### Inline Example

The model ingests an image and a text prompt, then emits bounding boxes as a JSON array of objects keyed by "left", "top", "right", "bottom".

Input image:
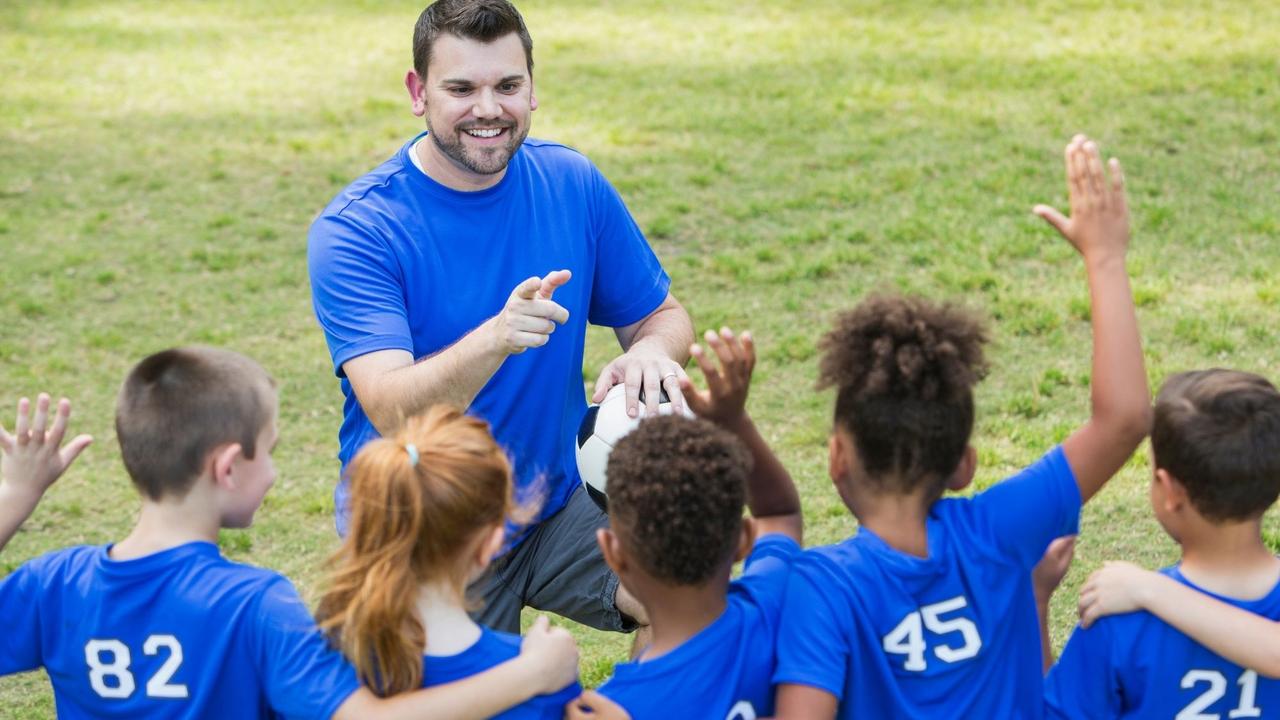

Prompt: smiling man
[{"left": 307, "top": 0, "right": 692, "bottom": 638}]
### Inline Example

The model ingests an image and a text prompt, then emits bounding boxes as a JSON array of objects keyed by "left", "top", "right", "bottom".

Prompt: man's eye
[
  {"left": 499, "top": 83, "right": 518, "bottom": 93},
  {"left": 448, "top": 87, "right": 471, "bottom": 96}
]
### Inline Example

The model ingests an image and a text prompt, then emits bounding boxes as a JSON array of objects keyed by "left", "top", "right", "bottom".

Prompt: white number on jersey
[
  {"left": 725, "top": 700, "right": 757, "bottom": 720},
  {"left": 84, "top": 635, "right": 189, "bottom": 700},
  {"left": 882, "top": 595, "right": 983, "bottom": 672},
  {"left": 1176, "top": 669, "right": 1262, "bottom": 720}
]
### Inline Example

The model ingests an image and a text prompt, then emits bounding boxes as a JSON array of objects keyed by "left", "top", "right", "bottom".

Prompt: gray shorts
[{"left": 468, "top": 485, "right": 637, "bottom": 634}]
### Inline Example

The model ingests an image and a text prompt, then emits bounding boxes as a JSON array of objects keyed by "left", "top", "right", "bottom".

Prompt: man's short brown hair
[
  {"left": 116, "top": 347, "right": 277, "bottom": 500},
  {"left": 606, "top": 415, "right": 750, "bottom": 586},
  {"left": 1152, "top": 369, "right": 1280, "bottom": 522},
  {"left": 413, "top": 0, "right": 534, "bottom": 79}
]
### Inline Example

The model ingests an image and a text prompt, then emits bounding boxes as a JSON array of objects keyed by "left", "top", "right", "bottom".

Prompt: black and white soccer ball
[{"left": 575, "top": 383, "right": 690, "bottom": 512}]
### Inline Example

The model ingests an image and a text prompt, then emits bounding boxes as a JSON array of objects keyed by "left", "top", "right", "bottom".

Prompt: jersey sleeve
[
  {"left": 308, "top": 212, "right": 415, "bottom": 376},
  {"left": 0, "top": 561, "right": 43, "bottom": 675},
  {"left": 967, "top": 445, "right": 1082, "bottom": 569},
  {"left": 734, "top": 534, "right": 802, "bottom": 632},
  {"left": 772, "top": 553, "right": 852, "bottom": 700},
  {"left": 585, "top": 166, "right": 671, "bottom": 328},
  {"left": 249, "top": 576, "right": 361, "bottom": 719},
  {"left": 1044, "top": 621, "right": 1121, "bottom": 719}
]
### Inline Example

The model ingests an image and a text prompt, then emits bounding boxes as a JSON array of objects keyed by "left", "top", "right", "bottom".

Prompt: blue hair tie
[{"left": 404, "top": 442, "right": 420, "bottom": 467}]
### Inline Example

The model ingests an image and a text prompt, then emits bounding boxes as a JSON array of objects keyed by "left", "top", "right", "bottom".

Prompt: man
[{"left": 307, "top": 0, "right": 692, "bottom": 637}]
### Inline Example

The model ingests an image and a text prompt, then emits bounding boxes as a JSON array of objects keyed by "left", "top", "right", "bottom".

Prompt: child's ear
[
  {"left": 597, "top": 528, "right": 626, "bottom": 576},
  {"left": 828, "top": 432, "right": 848, "bottom": 483},
  {"left": 211, "top": 443, "right": 243, "bottom": 490},
  {"left": 734, "top": 517, "right": 758, "bottom": 563},
  {"left": 946, "top": 445, "right": 977, "bottom": 492},
  {"left": 474, "top": 524, "right": 506, "bottom": 572},
  {"left": 1155, "top": 468, "right": 1188, "bottom": 512}
]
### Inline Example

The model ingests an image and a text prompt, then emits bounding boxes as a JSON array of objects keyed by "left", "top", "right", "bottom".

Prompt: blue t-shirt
[
  {"left": 774, "top": 446, "right": 1080, "bottom": 720},
  {"left": 1045, "top": 565, "right": 1280, "bottom": 719},
  {"left": 0, "top": 542, "right": 360, "bottom": 719},
  {"left": 308, "top": 134, "right": 670, "bottom": 536},
  {"left": 598, "top": 534, "right": 801, "bottom": 720},
  {"left": 422, "top": 626, "right": 580, "bottom": 719}
]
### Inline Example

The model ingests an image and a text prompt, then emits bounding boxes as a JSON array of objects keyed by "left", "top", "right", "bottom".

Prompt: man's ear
[
  {"left": 946, "top": 445, "right": 977, "bottom": 492},
  {"left": 529, "top": 77, "right": 538, "bottom": 112},
  {"left": 734, "top": 517, "right": 758, "bottom": 563},
  {"left": 211, "top": 443, "right": 243, "bottom": 491},
  {"left": 597, "top": 527, "right": 625, "bottom": 576},
  {"left": 1155, "top": 468, "right": 1188, "bottom": 513},
  {"left": 405, "top": 70, "right": 427, "bottom": 117}
]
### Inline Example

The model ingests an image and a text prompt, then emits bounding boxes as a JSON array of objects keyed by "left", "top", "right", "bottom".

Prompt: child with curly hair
[{"left": 771, "top": 135, "right": 1152, "bottom": 719}]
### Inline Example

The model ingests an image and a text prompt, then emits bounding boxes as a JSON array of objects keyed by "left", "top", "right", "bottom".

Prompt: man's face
[{"left": 415, "top": 32, "right": 534, "bottom": 181}]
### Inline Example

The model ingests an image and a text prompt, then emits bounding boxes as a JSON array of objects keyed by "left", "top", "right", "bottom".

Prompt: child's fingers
[
  {"left": 1067, "top": 137, "right": 1087, "bottom": 209},
  {"left": 1085, "top": 142, "right": 1107, "bottom": 203},
  {"left": 59, "top": 434, "right": 93, "bottom": 470},
  {"left": 46, "top": 398, "right": 71, "bottom": 448},
  {"left": 706, "top": 328, "right": 739, "bottom": 371},
  {"left": 1033, "top": 205, "right": 1071, "bottom": 238},
  {"left": 1108, "top": 157, "right": 1126, "bottom": 203},
  {"left": 528, "top": 614, "right": 550, "bottom": 634},
  {"left": 31, "top": 394, "right": 50, "bottom": 445},
  {"left": 0, "top": 423, "right": 12, "bottom": 452},
  {"left": 14, "top": 397, "right": 30, "bottom": 446},
  {"left": 739, "top": 331, "right": 756, "bottom": 373},
  {"left": 692, "top": 341, "right": 725, "bottom": 396}
]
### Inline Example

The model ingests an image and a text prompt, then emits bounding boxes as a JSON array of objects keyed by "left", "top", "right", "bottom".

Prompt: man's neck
[
  {"left": 417, "top": 582, "right": 482, "bottom": 656},
  {"left": 414, "top": 136, "right": 506, "bottom": 192},
  {"left": 630, "top": 576, "right": 730, "bottom": 661},
  {"left": 1179, "top": 518, "right": 1280, "bottom": 601},
  {"left": 111, "top": 494, "right": 221, "bottom": 561}
]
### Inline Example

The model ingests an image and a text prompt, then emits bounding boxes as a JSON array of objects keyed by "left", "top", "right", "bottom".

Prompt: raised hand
[
  {"left": 490, "top": 269, "right": 572, "bottom": 355},
  {"left": 1034, "top": 135, "right": 1130, "bottom": 262},
  {"left": 1, "top": 394, "right": 93, "bottom": 503},
  {"left": 518, "top": 615, "right": 580, "bottom": 694},
  {"left": 678, "top": 327, "right": 756, "bottom": 428}
]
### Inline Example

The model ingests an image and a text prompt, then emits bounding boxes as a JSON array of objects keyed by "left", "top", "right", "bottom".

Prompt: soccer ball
[{"left": 575, "top": 383, "right": 689, "bottom": 512}]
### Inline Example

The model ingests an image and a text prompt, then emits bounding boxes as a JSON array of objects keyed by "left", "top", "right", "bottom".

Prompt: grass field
[{"left": 2, "top": 0, "right": 1279, "bottom": 714}]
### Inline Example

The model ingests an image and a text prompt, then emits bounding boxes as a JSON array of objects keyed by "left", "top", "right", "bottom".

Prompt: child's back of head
[
  {"left": 605, "top": 414, "right": 751, "bottom": 587},
  {"left": 116, "top": 346, "right": 276, "bottom": 501},
  {"left": 1152, "top": 369, "right": 1280, "bottom": 523}
]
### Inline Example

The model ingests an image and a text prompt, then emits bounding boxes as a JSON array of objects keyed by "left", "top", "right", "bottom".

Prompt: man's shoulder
[
  {"left": 518, "top": 137, "right": 599, "bottom": 177},
  {"left": 315, "top": 141, "right": 416, "bottom": 223}
]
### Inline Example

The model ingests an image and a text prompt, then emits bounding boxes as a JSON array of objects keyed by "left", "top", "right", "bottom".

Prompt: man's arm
[
  {"left": 591, "top": 292, "right": 694, "bottom": 418},
  {"left": 1079, "top": 561, "right": 1280, "bottom": 678},
  {"left": 333, "top": 616, "right": 580, "bottom": 720},
  {"left": 0, "top": 394, "right": 93, "bottom": 552},
  {"left": 680, "top": 328, "right": 802, "bottom": 543},
  {"left": 346, "top": 271, "right": 571, "bottom": 435},
  {"left": 1034, "top": 135, "right": 1151, "bottom": 503}
]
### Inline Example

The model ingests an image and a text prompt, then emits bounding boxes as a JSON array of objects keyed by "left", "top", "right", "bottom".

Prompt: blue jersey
[
  {"left": 598, "top": 535, "right": 801, "bottom": 720},
  {"left": 0, "top": 542, "right": 360, "bottom": 719},
  {"left": 1045, "top": 566, "right": 1280, "bottom": 719},
  {"left": 774, "top": 446, "right": 1080, "bottom": 719},
  {"left": 308, "top": 134, "right": 670, "bottom": 536},
  {"left": 422, "top": 626, "right": 580, "bottom": 719}
]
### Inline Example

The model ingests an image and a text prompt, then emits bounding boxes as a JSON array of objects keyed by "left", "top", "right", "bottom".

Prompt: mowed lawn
[{"left": 2, "top": 0, "right": 1278, "bottom": 713}]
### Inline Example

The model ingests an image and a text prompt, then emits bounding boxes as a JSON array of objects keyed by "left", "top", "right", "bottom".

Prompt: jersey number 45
[{"left": 882, "top": 596, "right": 983, "bottom": 672}]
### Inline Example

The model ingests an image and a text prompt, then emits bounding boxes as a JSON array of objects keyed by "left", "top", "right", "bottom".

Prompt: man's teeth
[{"left": 466, "top": 128, "right": 503, "bottom": 138}]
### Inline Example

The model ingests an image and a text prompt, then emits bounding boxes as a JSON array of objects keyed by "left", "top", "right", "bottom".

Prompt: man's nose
[{"left": 472, "top": 88, "right": 501, "bottom": 119}]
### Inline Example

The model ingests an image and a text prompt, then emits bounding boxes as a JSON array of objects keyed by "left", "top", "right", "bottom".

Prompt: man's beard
[{"left": 428, "top": 119, "right": 527, "bottom": 176}]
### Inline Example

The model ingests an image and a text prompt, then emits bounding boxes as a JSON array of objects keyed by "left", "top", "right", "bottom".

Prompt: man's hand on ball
[
  {"left": 679, "top": 328, "right": 755, "bottom": 428},
  {"left": 592, "top": 344, "right": 688, "bottom": 418},
  {"left": 490, "top": 270, "right": 571, "bottom": 355}
]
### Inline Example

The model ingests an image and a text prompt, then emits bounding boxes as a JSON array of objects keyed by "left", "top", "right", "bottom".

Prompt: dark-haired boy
[
  {"left": 1044, "top": 369, "right": 1280, "bottom": 718},
  {"left": 584, "top": 330, "right": 803, "bottom": 719},
  {"left": 0, "top": 346, "right": 578, "bottom": 719},
  {"left": 771, "top": 136, "right": 1152, "bottom": 719}
]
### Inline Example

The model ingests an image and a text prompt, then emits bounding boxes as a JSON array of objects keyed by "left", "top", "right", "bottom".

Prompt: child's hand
[
  {"left": 1033, "top": 535, "right": 1076, "bottom": 605},
  {"left": 1078, "top": 561, "right": 1158, "bottom": 628},
  {"left": 518, "top": 615, "right": 579, "bottom": 694},
  {"left": 0, "top": 394, "right": 93, "bottom": 504},
  {"left": 679, "top": 328, "right": 755, "bottom": 428},
  {"left": 1034, "top": 135, "right": 1130, "bottom": 263},
  {"left": 565, "top": 690, "right": 632, "bottom": 719}
]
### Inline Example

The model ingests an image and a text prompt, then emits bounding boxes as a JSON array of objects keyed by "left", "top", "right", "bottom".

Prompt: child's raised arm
[
  {"left": 0, "top": 394, "right": 93, "bottom": 552},
  {"left": 1078, "top": 561, "right": 1280, "bottom": 678},
  {"left": 333, "top": 615, "right": 581, "bottom": 720},
  {"left": 679, "top": 328, "right": 803, "bottom": 543},
  {"left": 1034, "top": 135, "right": 1151, "bottom": 503}
]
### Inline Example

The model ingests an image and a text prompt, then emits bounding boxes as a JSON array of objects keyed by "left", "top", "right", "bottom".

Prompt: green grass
[{"left": 3, "top": 0, "right": 1279, "bottom": 713}]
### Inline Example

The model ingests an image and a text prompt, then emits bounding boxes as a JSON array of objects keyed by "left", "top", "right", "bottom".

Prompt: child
[
  {"left": 585, "top": 328, "right": 804, "bottom": 719},
  {"left": 1044, "top": 369, "right": 1280, "bottom": 717},
  {"left": 771, "top": 135, "right": 1151, "bottom": 719},
  {"left": 0, "top": 347, "right": 577, "bottom": 718},
  {"left": 314, "top": 403, "right": 581, "bottom": 717},
  {"left": 0, "top": 394, "right": 92, "bottom": 552}
]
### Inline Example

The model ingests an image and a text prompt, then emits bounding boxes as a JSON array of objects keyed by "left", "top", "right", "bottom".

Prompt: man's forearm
[{"left": 619, "top": 301, "right": 693, "bottom": 363}]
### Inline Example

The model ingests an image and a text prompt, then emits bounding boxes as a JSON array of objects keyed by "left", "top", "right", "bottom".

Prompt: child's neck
[
  {"left": 417, "top": 581, "right": 482, "bottom": 657},
  {"left": 111, "top": 494, "right": 221, "bottom": 561},
  {"left": 849, "top": 486, "right": 934, "bottom": 559},
  {"left": 631, "top": 575, "right": 730, "bottom": 661},
  {"left": 1178, "top": 518, "right": 1280, "bottom": 601}
]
